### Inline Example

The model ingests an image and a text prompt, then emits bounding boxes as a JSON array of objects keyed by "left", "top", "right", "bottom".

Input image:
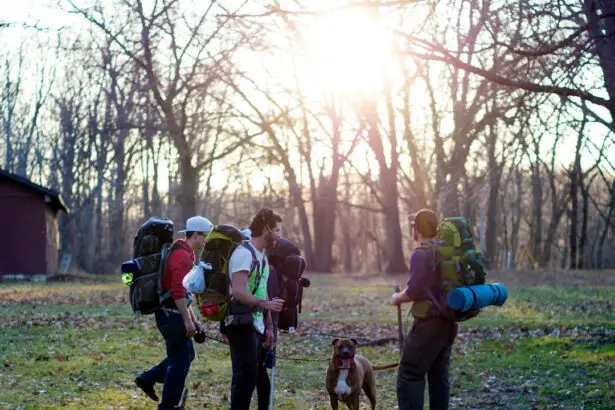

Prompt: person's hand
[
  {"left": 391, "top": 292, "right": 402, "bottom": 306},
  {"left": 263, "top": 326, "right": 275, "bottom": 349},
  {"left": 184, "top": 319, "right": 196, "bottom": 338},
  {"left": 265, "top": 298, "right": 285, "bottom": 313},
  {"left": 194, "top": 320, "right": 205, "bottom": 334}
]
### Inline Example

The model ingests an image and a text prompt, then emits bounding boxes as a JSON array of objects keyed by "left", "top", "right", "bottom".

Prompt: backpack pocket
[{"left": 130, "top": 272, "right": 159, "bottom": 315}]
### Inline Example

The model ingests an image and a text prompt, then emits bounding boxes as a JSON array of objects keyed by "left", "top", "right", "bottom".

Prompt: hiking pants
[
  {"left": 226, "top": 324, "right": 270, "bottom": 410},
  {"left": 397, "top": 316, "right": 458, "bottom": 410},
  {"left": 140, "top": 309, "right": 195, "bottom": 410},
  {"left": 256, "top": 333, "right": 273, "bottom": 410}
]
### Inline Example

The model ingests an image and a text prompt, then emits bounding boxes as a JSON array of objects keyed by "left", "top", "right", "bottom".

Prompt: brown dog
[{"left": 326, "top": 338, "right": 377, "bottom": 410}]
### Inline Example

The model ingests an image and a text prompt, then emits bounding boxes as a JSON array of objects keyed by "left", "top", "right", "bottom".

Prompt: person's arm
[
  {"left": 230, "top": 271, "right": 284, "bottom": 312},
  {"left": 229, "top": 247, "right": 284, "bottom": 312},
  {"left": 392, "top": 250, "right": 429, "bottom": 306},
  {"left": 175, "top": 298, "right": 196, "bottom": 337},
  {"left": 167, "top": 249, "right": 196, "bottom": 337},
  {"left": 392, "top": 288, "right": 412, "bottom": 306},
  {"left": 263, "top": 309, "right": 276, "bottom": 349},
  {"left": 188, "top": 304, "right": 204, "bottom": 332}
]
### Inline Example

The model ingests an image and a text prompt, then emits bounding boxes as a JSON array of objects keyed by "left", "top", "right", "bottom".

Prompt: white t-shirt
[
  {"left": 228, "top": 242, "right": 269, "bottom": 333},
  {"left": 229, "top": 242, "right": 266, "bottom": 280}
]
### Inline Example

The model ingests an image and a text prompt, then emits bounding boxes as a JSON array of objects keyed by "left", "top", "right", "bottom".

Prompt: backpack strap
[
  {"left": 241, "top": 241, "right": 266, "bottom": 295},
  {"left": 416, "top": 240, "right": 442, "bottom": 273}
]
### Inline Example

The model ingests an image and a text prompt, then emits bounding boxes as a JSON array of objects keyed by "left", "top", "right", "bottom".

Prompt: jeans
[
  {"left": 139, "top": 309, "right": 195, "bottom": 410},
  {"left": 226, "top": 324, "right": 271, "bottom": 410},
  {"left": 397, "top": 316, "right": 458, "bottom": 410}
]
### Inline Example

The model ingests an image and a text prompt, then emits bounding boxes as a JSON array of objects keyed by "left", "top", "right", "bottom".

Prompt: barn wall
[{"left": 0, "top": 180, "right": 47, "bottom": 275}]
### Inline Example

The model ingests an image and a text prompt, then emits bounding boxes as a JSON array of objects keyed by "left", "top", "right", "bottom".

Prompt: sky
[{"left": 2, "top": 0, "right": 613, "bottom": 194}]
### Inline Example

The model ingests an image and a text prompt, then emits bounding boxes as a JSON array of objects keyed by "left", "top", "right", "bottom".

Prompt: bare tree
[{"left": 69, "top": 0, "right": 251, "bottom": 222}]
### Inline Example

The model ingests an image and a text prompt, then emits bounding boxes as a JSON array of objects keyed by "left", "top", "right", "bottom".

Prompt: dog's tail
[{"left": 372, "top": 362, "right": 399, "bottom": 371}]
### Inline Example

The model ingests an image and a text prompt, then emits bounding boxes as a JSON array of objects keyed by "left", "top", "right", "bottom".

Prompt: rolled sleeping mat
[
  {"left": 446, "top": 283, "right": 508, "bottom": 312},
  {"left": 280, "top": 254, "right": 306, "bottom": 280},
  {"left": 269, "top": 238, "right": 301, "bottom": 270},
  {"left": 274, "top": 238, "right": 301, "bottom": 256}
]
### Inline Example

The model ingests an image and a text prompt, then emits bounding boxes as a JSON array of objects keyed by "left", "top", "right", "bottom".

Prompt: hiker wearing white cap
[
  {"left": 179, "top": 216, "right": 213, "bottom": 261},
  {"left": 135, "top": 215, "right": 212, "bottom": 409}
]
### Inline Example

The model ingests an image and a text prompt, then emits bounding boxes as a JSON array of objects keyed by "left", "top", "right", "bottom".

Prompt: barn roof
[{"left": 0, "top": 169, "right": 70, "bottom": 214}]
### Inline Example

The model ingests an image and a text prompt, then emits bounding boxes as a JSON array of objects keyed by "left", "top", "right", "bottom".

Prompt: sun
[{"left": 296, "top": 8, "right": 396, "bottom": 98}]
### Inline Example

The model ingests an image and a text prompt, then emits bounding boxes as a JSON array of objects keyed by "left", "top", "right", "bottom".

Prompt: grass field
[{"left": 0, "top": 271, "right": 613, "bottom": 409}]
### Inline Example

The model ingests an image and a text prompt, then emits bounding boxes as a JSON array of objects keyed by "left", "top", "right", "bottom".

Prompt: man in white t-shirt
[{"left": 226, "top": 208, "right": 285, "bottom": 410}]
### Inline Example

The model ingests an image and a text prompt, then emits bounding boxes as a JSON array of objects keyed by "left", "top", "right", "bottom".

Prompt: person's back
[{"left": 391, "top": 209, "right": 458, "bottom": 410}]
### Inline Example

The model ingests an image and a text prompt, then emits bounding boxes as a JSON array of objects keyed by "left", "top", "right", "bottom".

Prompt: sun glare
[{"left": 297, "top": 9, "right": 396, "bottom": 98}]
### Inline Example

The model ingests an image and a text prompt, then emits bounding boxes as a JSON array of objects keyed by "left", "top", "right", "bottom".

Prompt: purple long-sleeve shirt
[{"left": 405, "top": 247, "right": 445, "bottom": 317}]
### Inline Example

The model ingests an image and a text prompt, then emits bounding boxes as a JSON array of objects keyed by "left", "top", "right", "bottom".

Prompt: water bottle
[
  {"left": 121, "top": 272, "right": 133, "bottom": 286},
  {"left": 200, "top": 303, "right": 219, "bottom": 318},
  {"left": 264, "top": 349, "right": 275, "bottom": 369}
]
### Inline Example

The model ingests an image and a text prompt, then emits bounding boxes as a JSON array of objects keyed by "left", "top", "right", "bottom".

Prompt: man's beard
[{"left": 265, "top": 235, "right": 276, "bottom": 249}]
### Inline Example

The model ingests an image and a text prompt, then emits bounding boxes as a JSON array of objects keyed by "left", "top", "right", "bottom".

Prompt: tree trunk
[
  {"left": 569, "top": 174, "right": 578, "bottom": 269},
  {"left": 531, "top": 161, "right": 543, "bottom": 263},
  {"left": 510, "top": 168, "right": 523, "bottom": 268},
  {"left": 151, "top": 140, "right": 162, "bottom": 216},
  {"left": 381, "top": 166, "right": 407, "bottom": 274},
  {"left": 579, "top": 178, "right": 590, "bottom": 269},
  {"left": 311, "top": 109, "right": 345, "bottom": 273},
  {"left": 142, "top": 138, "right": 150, "bottom": 218},
  {"left": 440, "top": 174, "right": 461, "bottom": 217},
  {"left": 312, "top": 179, "right": 337, "bottom": 273},
  {"left": 597, "top": 181, "right": 615, "bottom": 267},
  {"left": 286, "top": 173, "right": 315, "bottom": 268},
  {"left": 586, "top": 1, "right": 615, "bottom": 107},
  {"left": 485, "top": 126, "right": 500, "bottom": 267},
  {"left": 111, "top": 137, "right": 127, "bottom": 263},
  {"left": 58, "top": 101, "right": 77, "bottom": 270},
  {"left": 179, "top": 154, "right": 198, "bottom": 223}
]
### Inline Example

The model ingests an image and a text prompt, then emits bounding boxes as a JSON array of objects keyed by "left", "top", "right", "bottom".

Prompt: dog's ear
[
  {"left": 331, "top": 338, "right": 339, "bottom": 346},
  {"left": 351, "top": 338, "right": 358, "bottom": 346}
]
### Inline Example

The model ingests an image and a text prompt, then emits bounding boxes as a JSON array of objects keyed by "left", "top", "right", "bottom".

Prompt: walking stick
[
  {"left": 269, "top": 364, "right": 275, "bottom": 410},
  {"left": 265, "top": 349, "right": 276, "bottom": 410},
  {"left": 394, "top": 285, "right": 404, "bottom": 357}
]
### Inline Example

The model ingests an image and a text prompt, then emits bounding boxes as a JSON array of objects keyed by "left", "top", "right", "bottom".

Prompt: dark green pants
[{"left": 397, "top": 316, "right": 458, "bottom": 410}]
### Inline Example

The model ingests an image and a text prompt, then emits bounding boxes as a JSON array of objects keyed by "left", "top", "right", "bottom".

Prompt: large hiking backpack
[
  {"left": 268, "top": 238, "right": 308, "bottom": 331},
  {"left": 121, "top": 217, "right": 186, "bottom": 316},
  {"left": 412, "top": 216, "right": 487, "bottom": 321},
  {"left": 196, "top": 224, "right": 260, "bottom": 322}
]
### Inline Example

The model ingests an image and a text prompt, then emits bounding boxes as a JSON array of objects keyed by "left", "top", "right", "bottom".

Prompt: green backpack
[
  {"left": 411, "top": 216, "right": 487, "bottom": 321},
  {"left": 196, "top": 224, "right": 261, "bottom": 322}
]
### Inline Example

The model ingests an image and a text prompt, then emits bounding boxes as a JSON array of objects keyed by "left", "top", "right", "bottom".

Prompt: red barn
[{"left": 0, "top": 169, "right": 69, "bottom": 278}]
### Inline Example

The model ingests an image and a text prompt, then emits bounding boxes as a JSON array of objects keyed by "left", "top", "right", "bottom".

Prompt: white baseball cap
[
  {"left": 179, "top": 216, "right": 213, "bottom": 234},
  {"left": 241, "top": 228, "right": 252, "bottom": 240}
]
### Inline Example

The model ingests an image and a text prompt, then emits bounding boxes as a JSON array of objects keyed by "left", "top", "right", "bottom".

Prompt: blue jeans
[{"left": 140, "top": 309, "right": 195, "bottom": 410}]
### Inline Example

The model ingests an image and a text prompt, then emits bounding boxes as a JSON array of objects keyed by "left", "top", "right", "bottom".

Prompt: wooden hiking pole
[{"left": 394, "top": 285, "right": 404, "bottom": 356}]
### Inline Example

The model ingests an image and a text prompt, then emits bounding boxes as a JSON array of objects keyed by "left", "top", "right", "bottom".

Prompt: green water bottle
[{"left": 121, "top": 272, "right": 133, "bottom": 286}]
